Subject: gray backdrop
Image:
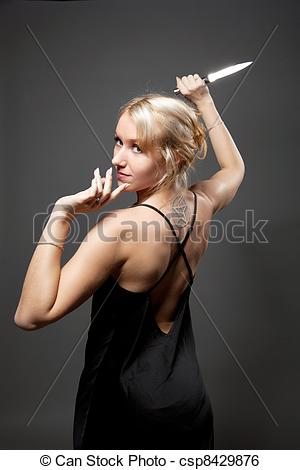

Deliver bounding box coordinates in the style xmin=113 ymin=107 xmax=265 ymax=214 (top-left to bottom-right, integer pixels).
xmin=1 ymin=0 xmax=299 ymax=449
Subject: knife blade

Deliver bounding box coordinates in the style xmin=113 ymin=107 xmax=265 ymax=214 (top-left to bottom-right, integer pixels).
xmin=173 ymin=61 xmax=253 ymax=94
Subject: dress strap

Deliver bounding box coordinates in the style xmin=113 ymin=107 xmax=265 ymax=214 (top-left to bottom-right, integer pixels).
xmin=132 ymin=190 xmax=198 ymax=292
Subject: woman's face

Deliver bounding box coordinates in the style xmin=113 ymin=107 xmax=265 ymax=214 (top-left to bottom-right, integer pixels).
xmin=112 ymin=111 xmax=163 ymax=191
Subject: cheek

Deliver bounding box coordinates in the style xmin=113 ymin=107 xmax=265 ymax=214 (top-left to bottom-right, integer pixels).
xmin=134 ymin=161 xmax=160 ymax=182
xmin=129 ymin=148 xmax=164 ymax=182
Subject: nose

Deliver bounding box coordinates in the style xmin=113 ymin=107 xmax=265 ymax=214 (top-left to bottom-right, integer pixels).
xmin=112 ymin=146 xmax=128 ymax=168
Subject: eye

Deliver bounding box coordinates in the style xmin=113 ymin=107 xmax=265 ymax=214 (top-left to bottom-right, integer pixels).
xmin=114 ymin=136 xmax=142 ymax=154
xmin=133 ymin=144 xmax=142 ymax=154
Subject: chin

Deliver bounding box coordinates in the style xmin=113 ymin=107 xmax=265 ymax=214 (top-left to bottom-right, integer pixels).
xmin=119 ymin=182 xmax=133 ymax=191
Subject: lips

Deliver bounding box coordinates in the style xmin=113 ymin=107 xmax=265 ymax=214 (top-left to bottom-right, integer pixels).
xmin=117 ymin=171 xmax=131 ymax=177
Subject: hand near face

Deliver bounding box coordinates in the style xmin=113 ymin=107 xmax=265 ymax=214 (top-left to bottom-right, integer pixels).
xmin=55 ymin=167 xmax=130 ymax=215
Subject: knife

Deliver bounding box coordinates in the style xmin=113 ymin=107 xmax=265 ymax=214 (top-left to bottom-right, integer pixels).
xmin=173 ymin=61 xmax=253 ymax=94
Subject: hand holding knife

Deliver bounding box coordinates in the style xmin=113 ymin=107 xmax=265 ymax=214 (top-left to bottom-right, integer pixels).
xmin=173 ymin=61 xmax=253 ymax=97
xmin=173 ymin=60 xmax=253 ymax=141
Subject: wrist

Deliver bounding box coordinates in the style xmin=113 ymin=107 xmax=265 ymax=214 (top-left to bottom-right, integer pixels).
xmin=194 ymin=97 xmax=215 ymax=113
xmin=39 ymin=209 xmax=72 ymax=247
xmin=54 ymin=198 xmax=76 ymax=220
xmin=195 ymin=100 xmax=222 ymax=129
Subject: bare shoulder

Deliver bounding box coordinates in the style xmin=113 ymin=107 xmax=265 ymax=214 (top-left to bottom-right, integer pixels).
xmin=189 ymin=183 xmax=215 ymax=216
xmin=97 ymin=206 xmax=148 ymax=225
xmin=97 ymin=206 xmax=156 ymax=242
xmin=98 ymin=206 xmax=165 ymax=227
xmin=90 ymin=208 xmax=132 ymax=253
xmin=189 ymin=184 xmax=211 ymax=204
xmin=95 ymin=208 xmax=125 ymax=235
xmin=116 ymin=205 xmax=166 ymax=223
xmin=101 ymin=206 xmax=168 ymax=270
xmin=99 ymin=206 xmax=147 ymax=226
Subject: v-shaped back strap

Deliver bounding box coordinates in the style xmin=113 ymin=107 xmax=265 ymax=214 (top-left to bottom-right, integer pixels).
xmin=132 ymin=190 xmax=197 ymax=293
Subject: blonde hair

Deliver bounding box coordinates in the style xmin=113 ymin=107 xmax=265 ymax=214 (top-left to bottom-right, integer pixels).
xmin=116 ymin=92 xmax=208 ymax=197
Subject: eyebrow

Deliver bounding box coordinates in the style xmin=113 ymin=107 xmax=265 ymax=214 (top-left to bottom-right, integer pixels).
xmin=114 ymin=133 xmax=138 ymax=142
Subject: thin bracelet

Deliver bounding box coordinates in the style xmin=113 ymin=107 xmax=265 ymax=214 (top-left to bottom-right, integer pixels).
xmin=206 ymin=119 xmax=224 ymax=134
xmin=37 ymin=242 xmax=64 ymax=251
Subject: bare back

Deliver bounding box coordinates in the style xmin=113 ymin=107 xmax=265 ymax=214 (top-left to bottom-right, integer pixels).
xmin=111 ymin=189 xmax=213 ymax=334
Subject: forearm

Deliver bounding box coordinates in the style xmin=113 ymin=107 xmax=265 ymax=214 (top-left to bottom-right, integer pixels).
xmin=14 ymin=202 xmax=74 ymax=328
xmin=196 ymin=99 xmax=245 ymax=172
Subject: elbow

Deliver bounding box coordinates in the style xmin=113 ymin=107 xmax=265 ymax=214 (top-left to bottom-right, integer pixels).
xmin=241 ymin=160 xmax=246 ymax=177
xmin=14 ymin=320 xmax=38 ymax=331
xmin=239 ymin=155 xmax=246 ymax=177
xmin=231 ymin=154 xmax=246 ymax=179
xmin=14 ymin=299 xmax=52 ymax=330
xmin=223 ymin=160 xmax=245 ymax=183
xmin=239 ymin=163 xmax=246 ymax=184
xmin=14 ymin=316 xmax=37 ymax=331
xmin=14 ymin=312 xmax=40 ymax=331
xmin=234 ymin=158 xmax=245 ymax=179
xmin=233 ymin=161 xmax=246 ymax=185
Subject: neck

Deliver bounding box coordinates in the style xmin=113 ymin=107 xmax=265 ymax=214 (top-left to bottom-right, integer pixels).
xmin=134 ymin=183 xmax=186 ymax=209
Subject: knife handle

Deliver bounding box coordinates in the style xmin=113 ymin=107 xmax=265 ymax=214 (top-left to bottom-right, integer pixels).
xmin=173 ymin=76 xmax=210 ymax=95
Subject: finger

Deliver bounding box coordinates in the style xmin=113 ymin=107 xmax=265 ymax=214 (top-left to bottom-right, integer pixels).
xmin=89 ymin=178 xmax=98 ymax=197
xmin=102 ymin=167 xmax=113 ymax=198
xmin=88 ymin=176 xmax=106 ymax=205
xmin=176 ymin=76 xmax=190 ymax=95
xmin=94 ymin=168 xmax=103 ymax=195
xmin=181 ymin=75 xmax=194 ymax=90
xmin=95 ymin=167 xmax=112 ymax=205
xmin=110 ymin=183 xmax=129 ymax=200
xmin=90 ymin=177 xmax=99 ymax=188
xmin=97 ymin=167 xmax=103 ymax=194
xmin=187 ymin=74 xmax=197 ymax=86
xmin=95 ymin=177 xmax=106 ymax=184
xmin=181 ymin=75 xmax=188 ymax=83
xmin=193 ymin=73 xmax=206 ymax=87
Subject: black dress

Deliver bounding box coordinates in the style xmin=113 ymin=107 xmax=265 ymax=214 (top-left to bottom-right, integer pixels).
xmin=73 ymin=190 xmax=214 ymax=449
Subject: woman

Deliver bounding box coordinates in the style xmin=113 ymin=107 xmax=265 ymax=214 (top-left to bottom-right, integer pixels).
xmin=14 ymin=73 xmax=245 ymax=449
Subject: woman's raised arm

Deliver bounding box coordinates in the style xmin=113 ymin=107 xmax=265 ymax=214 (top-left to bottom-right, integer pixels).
xmin=176 ymin=74 xmax=245 ymax=214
